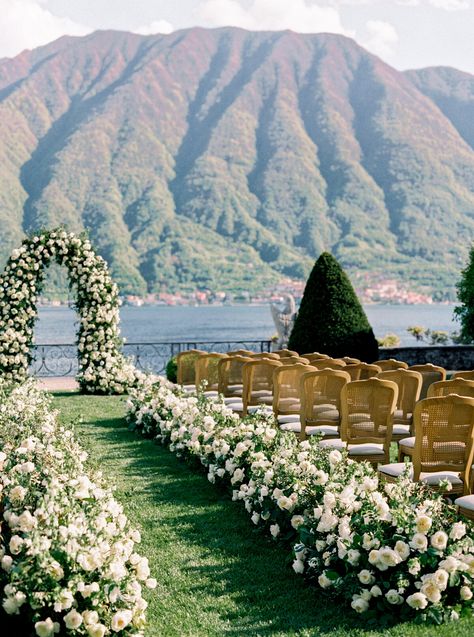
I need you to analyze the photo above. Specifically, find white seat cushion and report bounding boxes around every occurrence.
[230,402,244,412]
[392,424,411,436]
[183,384,196,392]
[394,409,412,422]
[313,404,336,412]
[224,396,242,405]
[455,495,474,512]
[280,422,301,433]
[313,410,339,422]
[399,436,415,448]
[277,414,300,424]
[228,384,243,391]
[251,390,272,398]
[248,405,273,414]
[379,463,463,486]
[348,443,384,456]
[306,425,339,437]
[203,390,219,397]
[319,438,346,450]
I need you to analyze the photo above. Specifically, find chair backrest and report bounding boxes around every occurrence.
[409,364,447,400]
[242,359,283,413]
[452,370,474,381]
[302,352,330,361]
[218,355,252,395]
[341,378,398,448]
[412,395,474,487]
[342,357,361,365]
[344,362,381,381]
[309,358,346,371]
[427,378,474,399]
[227,349,254,356]
[300,369,351,425]
[273,349,299,358]
[272,364,316,416]
[377,359,409,372]
[378,369,422,417]
[176,349,205,385]
[195,353,228,391]
[249,352,280,360]
[283,356,310,365]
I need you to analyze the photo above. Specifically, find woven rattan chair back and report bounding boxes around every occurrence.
[195,353,228,391]
[308,358,346,371]
[302,352,330,361]
[427,378,474,399]
[378,369,422,422]
[218,355,253,396]
[176,349,205,385]
[273,364,316,416]
[273,349,299,358]
[283,356,310,365]
[344,362,382,381]
[249,352,280,360]
[300,369,351,435]
[452,370,474,381]
[227,349,254,356]
[342,357,361,365]
[412,395,474,489]
[377,359,409,372]
[242,359,282,415]
[409,364,446,399]
[341,378,398,450]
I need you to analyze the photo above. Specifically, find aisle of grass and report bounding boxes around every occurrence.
[52,392,473,637]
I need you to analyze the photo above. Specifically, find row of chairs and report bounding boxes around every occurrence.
[176,349,474,496]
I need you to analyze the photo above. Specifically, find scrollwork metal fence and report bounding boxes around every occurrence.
[31,340,273,377]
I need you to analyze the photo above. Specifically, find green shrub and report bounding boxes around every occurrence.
[454,245,474,343]
[288,252,378,361]
[166,356,177,383]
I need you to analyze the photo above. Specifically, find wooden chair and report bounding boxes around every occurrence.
[240,359,282,416]
[195,353,228,394]
[249,352,280,360]
[307,358,346,371]
[218,355,252,399]
[320,378,398,466]
[302,352,330,362]
[380,395,474,495]
[455,495,474,520]
[273,349,299,358]
[427,378,474,399]
[176,349,205,389]
[344,362,381,381]
[377,359,408,372]
[341,357,360,365]
[378,369,422,442]
[409,364,446,400]
[272,364,316,426]
[297,369,351,441]
[452,370,474,382]
[282,356,310,365]
[226,349,254,356]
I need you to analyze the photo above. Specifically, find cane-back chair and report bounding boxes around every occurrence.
[272,364,316,425]
[455,495,474,520]
[377,359,409,372]
[273,349,299,358]
[302,352,330,362]
[452,370,474,382]
[427,378,474,399]
[240,359,283,416]
[341,357,361,365]
[378,369,422,441]
[320,378,398,465]
[307,358,346,371]
[218,355,252,398]
[297,369,351,441]
[344,362,382,381]
[409,364,446,400]
[380,395,474,495]
[194,353,228,394]
[176,349,205,388]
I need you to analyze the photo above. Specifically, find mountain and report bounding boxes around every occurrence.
[0,27,473,298]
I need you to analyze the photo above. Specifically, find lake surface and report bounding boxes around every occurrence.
[35,304,458,347]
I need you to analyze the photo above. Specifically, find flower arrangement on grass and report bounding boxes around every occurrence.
[0,379,156,635]
[127,377,474,625]
[0,228,143,394]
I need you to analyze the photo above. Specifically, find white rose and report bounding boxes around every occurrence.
[292,559,305,574]
[35,618,57,637]
[421,579,442,604]
[64,609,82,630]
[409,533,428,552]
[461,586,473,600]
[291,515,304,529]
[111,609,133,632]
[318,572,333,589]
[351,597,369,613]
[430,531,448,551]
[270,524,280,538]
[406,592,428,609]
[415,514,432,534]
[87,625,107,637]
[385,589,403,605]
[358,570,374,585]
[450,521,466,541]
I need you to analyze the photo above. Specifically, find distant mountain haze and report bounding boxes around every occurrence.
[0,27,473,298]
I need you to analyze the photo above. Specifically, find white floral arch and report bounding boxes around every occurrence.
[0,228,141,393]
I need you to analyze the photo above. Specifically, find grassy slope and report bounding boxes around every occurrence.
[52,392,474,637]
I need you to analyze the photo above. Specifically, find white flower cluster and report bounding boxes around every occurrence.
[127,378,474,624]
[0,379,156,635]
[0,229,144,394]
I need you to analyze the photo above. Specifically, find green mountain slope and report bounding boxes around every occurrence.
[0,28,473,297]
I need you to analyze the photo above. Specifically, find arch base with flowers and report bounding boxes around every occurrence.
[0,228,143,394]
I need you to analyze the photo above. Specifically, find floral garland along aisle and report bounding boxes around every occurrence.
[0,228,143,394]
[0,379,156,636]
[127,377,474,626]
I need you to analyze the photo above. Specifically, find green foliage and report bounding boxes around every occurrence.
[288,252,379,361]
[165,356,177,383]
[377,333,400,348]
[407,326,453,345]
[454,245,474,343]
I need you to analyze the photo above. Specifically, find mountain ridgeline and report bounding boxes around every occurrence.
[0,27,473,297]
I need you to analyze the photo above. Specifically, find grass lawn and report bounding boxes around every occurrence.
[52,392,474,637]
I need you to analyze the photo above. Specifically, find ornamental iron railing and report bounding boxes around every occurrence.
[30,340,273,377]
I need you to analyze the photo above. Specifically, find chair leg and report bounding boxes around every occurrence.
[398,447,403,462]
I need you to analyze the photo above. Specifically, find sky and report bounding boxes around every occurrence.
[0,0,473,74]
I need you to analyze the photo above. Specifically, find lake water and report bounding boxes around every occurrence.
[35,304,458,347]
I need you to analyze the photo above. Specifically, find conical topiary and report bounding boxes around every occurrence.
[454,244,474,343]
[288,252,379,361]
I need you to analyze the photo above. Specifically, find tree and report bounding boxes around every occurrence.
[288,252,379,361]
[454,245,474,343]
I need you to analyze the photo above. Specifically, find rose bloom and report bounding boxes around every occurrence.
[351,597,369,613]
[450,521,466,540]
[406,592,428,610]
[409,533,428,552]
[461,586,473,600]
[358,570,374,585]
[415,515,432,534]
[111,609,133,632]
[34,618,57,637]
[430,530,448,551]
[64,609,83,630]
[421,579,442,604]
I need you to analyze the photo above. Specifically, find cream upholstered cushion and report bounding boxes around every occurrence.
[379,463,463,486]
[455,495,474,511]
[319,438,346,450]
[277,414,300,424]
[314,410,339,422]
[251,390,272,398]
[224,396,242,405]
[306,425,339,437]
[399,436,415,448]
[183,384,196,393]
[248,404,273,414]
[203,390,219,397]
[313,404,336,412]
[348,443,384,456]
[227,384,243,391]
[280,422,301,433]
[392,424,411,436]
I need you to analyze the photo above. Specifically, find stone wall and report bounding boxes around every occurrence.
[379,346,474,370]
